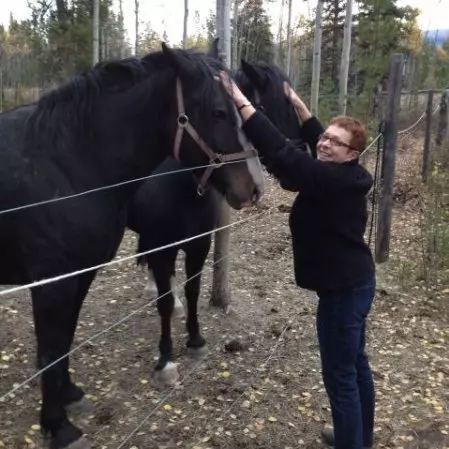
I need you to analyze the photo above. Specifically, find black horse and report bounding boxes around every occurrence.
[0,44,264,449]
[126,54,307,387]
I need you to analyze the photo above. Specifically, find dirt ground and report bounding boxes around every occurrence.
[0,133,448,449]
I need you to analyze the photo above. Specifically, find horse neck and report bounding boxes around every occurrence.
[91,75,176,188]
[25,72,177,204]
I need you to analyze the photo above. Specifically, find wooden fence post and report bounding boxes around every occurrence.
[375,53,404,264]
[422,90,434,183]
[436,89,449,147]
[210,0,232,310]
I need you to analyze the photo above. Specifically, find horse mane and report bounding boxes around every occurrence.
[24,48,235,157]
[140,49,237,125]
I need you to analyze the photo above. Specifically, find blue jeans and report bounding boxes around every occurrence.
[317,277,376,449]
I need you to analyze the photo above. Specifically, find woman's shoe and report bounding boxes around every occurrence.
[321,427,334,446]
[321,427,373,448]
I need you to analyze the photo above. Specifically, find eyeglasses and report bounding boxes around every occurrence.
[318,132,358,151]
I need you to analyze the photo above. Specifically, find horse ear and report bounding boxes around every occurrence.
[240,59,268,90]
[207,37,220,60]
[161,41,196,78]
[97,60,137,92]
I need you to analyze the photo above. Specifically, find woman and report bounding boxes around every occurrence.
[220,73,375,449]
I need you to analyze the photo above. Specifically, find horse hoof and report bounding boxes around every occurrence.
[46,422,90,449]
[58,436,91,449]
[152,362,179,387]
[187,345,209,360]
[65,397,95,417]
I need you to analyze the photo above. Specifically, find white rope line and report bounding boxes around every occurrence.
[360,102,441,158]
[360,133,382,157]
[115,356,206,449]
[0,157,258,216]
[0,213,262,298]
[398,103,440,135]
[398,110,427,135]
[0,246,236,403]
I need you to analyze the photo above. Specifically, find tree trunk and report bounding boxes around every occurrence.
[92,0,100,65]
[338,0,353,115]
[211,0,232,311]
[119,0,126,58]
[231,0,240,70]
[135,0,139,55]
[285,0,293,76]
[275,0,285,66]
[183,0,189,49]
[311,0,323,115]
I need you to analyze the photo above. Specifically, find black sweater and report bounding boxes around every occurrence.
[242,111,375,293]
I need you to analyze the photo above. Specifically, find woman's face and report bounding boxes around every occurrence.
[317,125,359,163]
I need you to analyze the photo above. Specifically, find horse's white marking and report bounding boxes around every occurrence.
[144,269,157,295]
[233,104,265,197]
[153,362,179,386]
[145,272,184,318]
[171,275,185,318]
[187,345,209,359]
[64,436,92,449]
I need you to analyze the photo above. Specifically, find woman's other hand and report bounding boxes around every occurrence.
[219,71,256,120]
[283,82,312,122]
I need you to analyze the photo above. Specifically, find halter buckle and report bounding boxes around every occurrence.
[210,154,224,167]
[197,184,206,196]
[177,113,189,128]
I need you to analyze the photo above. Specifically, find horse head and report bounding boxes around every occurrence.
[236,58,307,152]
[156,43,265,209]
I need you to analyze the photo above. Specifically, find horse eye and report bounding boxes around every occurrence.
[213,110,227,120]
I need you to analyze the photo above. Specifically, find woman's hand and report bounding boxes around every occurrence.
[219,71,256,121]
[219,71,249,108]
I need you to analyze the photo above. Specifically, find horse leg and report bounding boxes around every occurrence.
[32,277,91,449]
[146,262,184,317]
[184,237,210,359]
[151,250,180,386]
[61,272,96,417]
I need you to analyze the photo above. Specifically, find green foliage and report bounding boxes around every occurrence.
[138,23,165,55]
[321,0,346,92]
[234,0,274,63]
[355,0,420,92]
[0,0,128,87]
[0,0,447,118]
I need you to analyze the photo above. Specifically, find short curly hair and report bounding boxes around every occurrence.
[329,116,367,153]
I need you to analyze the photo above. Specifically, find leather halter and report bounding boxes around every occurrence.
[173,78,258,196]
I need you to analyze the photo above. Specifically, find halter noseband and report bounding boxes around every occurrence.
[173,77,258,196]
